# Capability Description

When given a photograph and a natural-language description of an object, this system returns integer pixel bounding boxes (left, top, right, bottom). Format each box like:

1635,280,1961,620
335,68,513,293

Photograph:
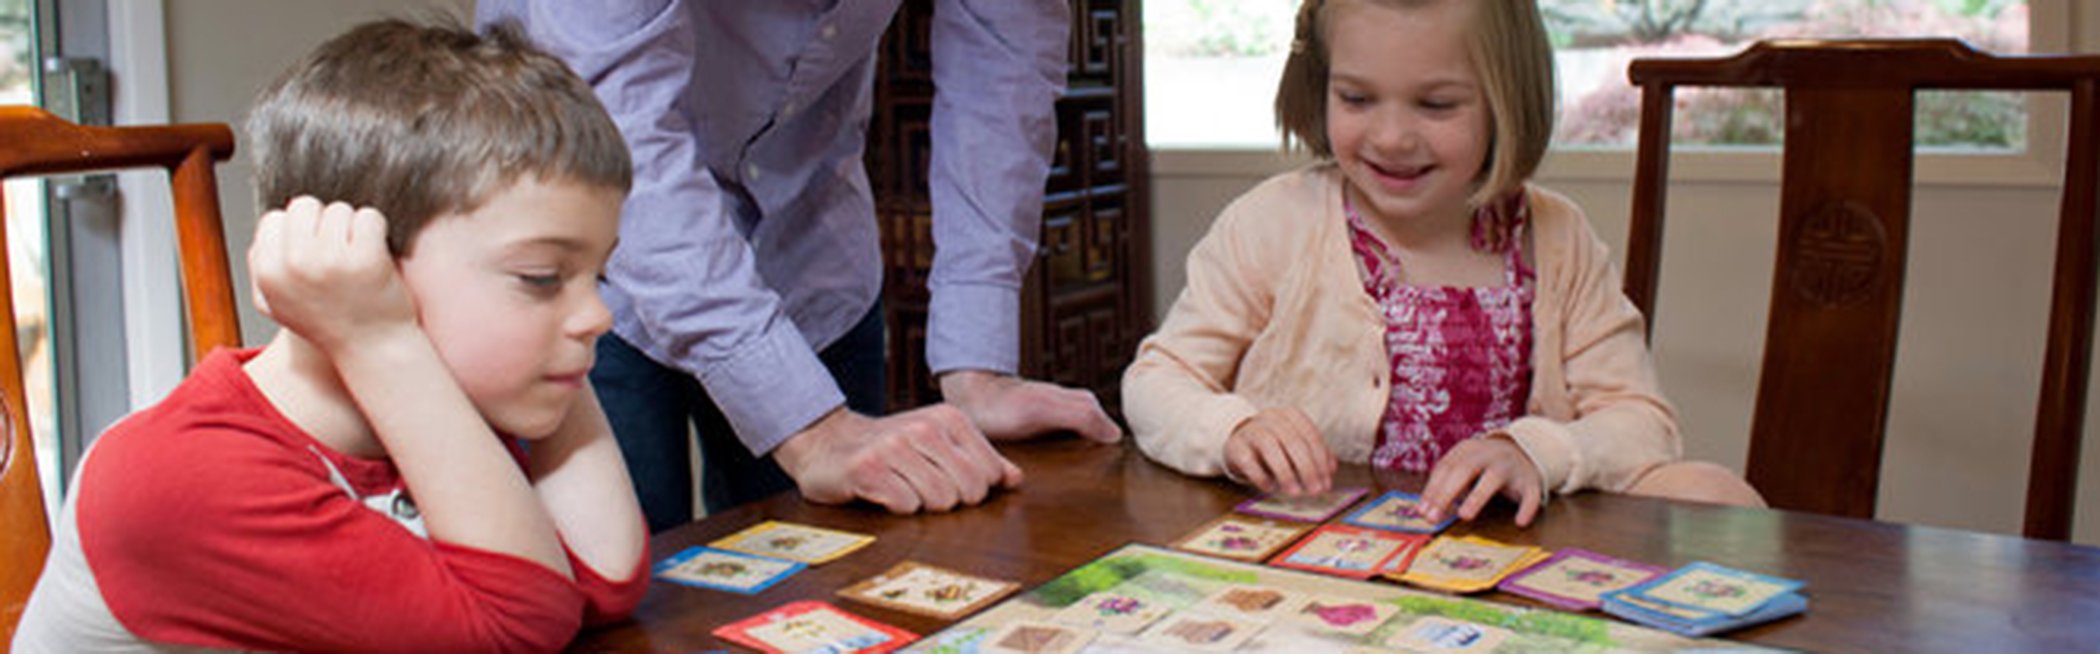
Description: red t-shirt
13,348,647,653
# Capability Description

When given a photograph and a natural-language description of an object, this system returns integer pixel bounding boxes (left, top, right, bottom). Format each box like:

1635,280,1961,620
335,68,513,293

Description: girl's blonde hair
1276,0,1555,207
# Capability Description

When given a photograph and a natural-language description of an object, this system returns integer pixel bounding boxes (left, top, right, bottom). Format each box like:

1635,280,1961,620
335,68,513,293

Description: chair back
0,106,239,643
1624,40,2100,540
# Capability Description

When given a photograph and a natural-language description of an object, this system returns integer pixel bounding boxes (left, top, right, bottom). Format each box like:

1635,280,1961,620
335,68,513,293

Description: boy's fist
248,196,416,352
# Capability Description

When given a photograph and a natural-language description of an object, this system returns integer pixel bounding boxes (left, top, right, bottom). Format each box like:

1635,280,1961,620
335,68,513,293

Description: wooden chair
0,106,239,642
1623,40,2100,541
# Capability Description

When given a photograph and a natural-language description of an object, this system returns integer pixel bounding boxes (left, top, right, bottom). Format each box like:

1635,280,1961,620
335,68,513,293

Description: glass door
2,0,61,519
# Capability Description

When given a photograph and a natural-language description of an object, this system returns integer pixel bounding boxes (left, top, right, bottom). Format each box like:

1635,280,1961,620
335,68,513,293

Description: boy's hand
938,370,1122,443
773,405,1023,514
1224,407,1335,496
1418,434,1545,527
248,197,416,353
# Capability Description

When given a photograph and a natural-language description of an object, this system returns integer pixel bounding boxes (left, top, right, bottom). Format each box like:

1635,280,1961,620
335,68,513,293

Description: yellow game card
1392,535,1548,593
711,520,875,565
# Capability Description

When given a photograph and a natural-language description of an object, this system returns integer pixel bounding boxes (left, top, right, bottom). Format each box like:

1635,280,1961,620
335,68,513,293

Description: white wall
1146,6,2100,546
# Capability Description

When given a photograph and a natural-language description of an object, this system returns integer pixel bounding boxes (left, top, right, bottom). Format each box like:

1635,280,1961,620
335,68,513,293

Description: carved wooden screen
870,0,1152,417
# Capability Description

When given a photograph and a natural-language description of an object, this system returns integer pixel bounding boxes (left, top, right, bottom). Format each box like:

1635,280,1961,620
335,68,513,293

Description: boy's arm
250,198,569,576
529,384,649,615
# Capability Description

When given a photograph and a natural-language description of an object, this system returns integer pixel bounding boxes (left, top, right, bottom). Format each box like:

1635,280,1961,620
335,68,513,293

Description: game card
1636,562,1805,616
1283,595,1401,636
652,546,804,595
1050,591,1172,634
1270,524,1426,579
1383,616,1513,653
1498,548,1667,611
712,600,915,653
1341,490,1456,534
710,520,875,565
1234,486,1369,522
1137,612,1266,651
979,620,1096,654
1394,535,1547,593
1187,584,1310,623
837,561,1019,620
1170,513,1312,562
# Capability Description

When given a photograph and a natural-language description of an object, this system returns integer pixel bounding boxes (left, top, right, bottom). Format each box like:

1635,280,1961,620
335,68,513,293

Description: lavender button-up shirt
476,0,1069,454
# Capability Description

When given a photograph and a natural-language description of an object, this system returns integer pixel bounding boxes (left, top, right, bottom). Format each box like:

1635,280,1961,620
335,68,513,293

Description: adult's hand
938,370,1122,443
772,405,1024,514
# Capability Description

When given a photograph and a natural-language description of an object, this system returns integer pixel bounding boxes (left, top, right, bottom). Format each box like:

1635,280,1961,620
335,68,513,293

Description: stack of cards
836,561,1019,620
1169,513,1312,562
1498,548,1667,611
1234,487,1369,523
1341,490,1456,534
1269,523,1428,579
712,600,916,653
1600,562,1808,636
1389,535,1548,593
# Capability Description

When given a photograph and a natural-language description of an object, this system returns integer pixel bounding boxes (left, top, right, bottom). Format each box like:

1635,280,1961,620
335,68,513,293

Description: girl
1123,0,1762,527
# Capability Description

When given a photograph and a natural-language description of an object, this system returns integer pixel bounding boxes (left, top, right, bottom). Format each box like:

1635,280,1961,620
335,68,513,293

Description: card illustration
1284,595,1401,636
1187,585,1309,623
711,520,876,565
1234,486,1370,522
1271,524,1423,578
1637,562,1803,616
838,561,1020,620
712,600,915,654
1383,616,1513,653
1050,591,1172,634
1137,612,1266,651
1341,491,1457,534
1499,548,1666,610
1170,514,1311,562
980,620,1096,654
652,546,804,595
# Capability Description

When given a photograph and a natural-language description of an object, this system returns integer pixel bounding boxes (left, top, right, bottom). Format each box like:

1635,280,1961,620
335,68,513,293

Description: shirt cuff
1501,416,1577,496
926,280,1021,376
695,319,847,455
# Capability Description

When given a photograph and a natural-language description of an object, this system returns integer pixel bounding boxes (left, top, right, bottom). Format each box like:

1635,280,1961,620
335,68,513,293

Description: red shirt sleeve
566,540,649,626
78,419,590,652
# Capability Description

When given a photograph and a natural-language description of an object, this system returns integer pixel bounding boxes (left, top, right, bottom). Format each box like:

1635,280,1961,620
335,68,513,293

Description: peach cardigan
1123,165,1681,495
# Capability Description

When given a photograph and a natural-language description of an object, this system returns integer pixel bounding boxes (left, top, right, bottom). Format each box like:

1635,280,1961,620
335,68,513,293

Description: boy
12,19,648,652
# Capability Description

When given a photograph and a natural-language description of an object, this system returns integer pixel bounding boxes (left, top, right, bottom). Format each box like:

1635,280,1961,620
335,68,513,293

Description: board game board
904,544,1783,653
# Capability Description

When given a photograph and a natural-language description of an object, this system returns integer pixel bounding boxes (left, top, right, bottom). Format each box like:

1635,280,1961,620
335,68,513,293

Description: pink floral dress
1347,194,1536,472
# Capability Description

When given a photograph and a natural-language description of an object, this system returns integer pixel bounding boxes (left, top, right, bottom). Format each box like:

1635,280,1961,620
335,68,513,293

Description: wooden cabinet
869,0,1151,417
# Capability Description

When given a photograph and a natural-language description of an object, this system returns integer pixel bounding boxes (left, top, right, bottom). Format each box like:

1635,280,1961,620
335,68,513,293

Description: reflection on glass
2,0,58,519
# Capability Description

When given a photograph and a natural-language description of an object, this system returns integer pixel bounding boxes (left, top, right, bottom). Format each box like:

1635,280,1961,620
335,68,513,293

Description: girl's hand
1418,434,1545,527
248,196,417,353
1224,407,1336,496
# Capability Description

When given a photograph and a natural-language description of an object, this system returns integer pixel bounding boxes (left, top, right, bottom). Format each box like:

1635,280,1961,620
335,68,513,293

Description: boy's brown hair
1275,0,1555,206
247,18,631,255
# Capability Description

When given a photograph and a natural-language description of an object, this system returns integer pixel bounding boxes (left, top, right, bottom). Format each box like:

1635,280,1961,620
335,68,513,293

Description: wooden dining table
566,437,2100,653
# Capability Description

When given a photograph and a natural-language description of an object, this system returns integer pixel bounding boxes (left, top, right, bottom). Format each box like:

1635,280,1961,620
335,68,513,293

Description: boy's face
396,176,621,439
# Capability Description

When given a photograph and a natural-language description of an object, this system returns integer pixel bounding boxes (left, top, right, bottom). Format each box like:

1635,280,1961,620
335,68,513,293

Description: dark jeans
592,304,886,533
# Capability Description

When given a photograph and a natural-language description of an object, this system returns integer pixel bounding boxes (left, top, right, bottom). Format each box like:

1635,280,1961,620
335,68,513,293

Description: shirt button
745,163,762,181
782,100,799,117
821,23,838,40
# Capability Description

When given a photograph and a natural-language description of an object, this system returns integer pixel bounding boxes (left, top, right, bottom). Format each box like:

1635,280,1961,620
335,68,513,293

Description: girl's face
1323,0,1489,230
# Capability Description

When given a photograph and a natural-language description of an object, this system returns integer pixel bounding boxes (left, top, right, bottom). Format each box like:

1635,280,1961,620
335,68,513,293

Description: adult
478,0,1122,531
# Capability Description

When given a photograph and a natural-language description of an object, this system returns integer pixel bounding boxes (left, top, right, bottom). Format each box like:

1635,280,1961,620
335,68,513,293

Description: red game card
712,600,917,653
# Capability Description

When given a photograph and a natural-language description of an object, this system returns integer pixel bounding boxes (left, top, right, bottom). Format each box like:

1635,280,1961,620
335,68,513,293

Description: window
1144,0,2034,151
